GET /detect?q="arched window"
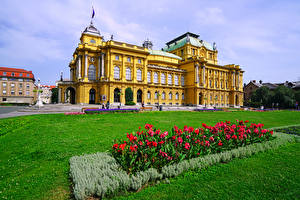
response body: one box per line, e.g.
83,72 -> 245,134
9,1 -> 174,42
155,91 -> 158,99
161,73 -> 166,84
175,75 -> 179,85
137,69 -> 142,81
114,66 -> 120,79
181,76 -> 185,86
88,65 -> 96,80
126,68 -> 131,80
168,74 -> 172,85
175,92 -> 179,100
182,93 -> 184,100
154,72 -> 158,83
147,71 -> 151,83
162,92 -> 165,100
169,92 -> 172,100
147,91 -> 151,99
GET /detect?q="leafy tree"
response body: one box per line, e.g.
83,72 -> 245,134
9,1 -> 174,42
295,90 -> 300,103
251,86 -> 272,107
125,87 -> 133,103
272,86 -> 295,108
51,88 -> 58,103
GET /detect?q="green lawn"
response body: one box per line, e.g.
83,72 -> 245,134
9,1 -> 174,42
0,111 -> 300,200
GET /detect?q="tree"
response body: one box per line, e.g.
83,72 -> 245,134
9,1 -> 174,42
251,86 -> 273,107
272,86 -> 295,108
125,87 -> 133,103
51,88 -> 58,103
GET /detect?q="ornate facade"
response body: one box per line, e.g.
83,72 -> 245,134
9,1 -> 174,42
57,21 -> 244,107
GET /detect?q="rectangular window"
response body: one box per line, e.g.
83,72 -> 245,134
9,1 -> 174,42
147,72 -> 151,83
175,75 -> 179,85
168,74 -> 172,85
19,91 -> 23,95
26,91 -> 30,95
11,90 -> 15,95
181,49 -> 184,57
161,73 -> 166,84
2,97 -> 6,101
192,49 -> 195,55
11,83 -> 15,88
115,55 -> 119,60
181,76 -> 185,86
127,57 -> 131,62
2,77 -> 7,80
18,79 -> 23,82
26,84 -> 30,89
137,69 -> 142,81
138,59 -> 142,64
3,90 -> 6,95
3,82 -> 7,87
19,83 -> 23,88
126,68 -> 131,80
154,72 -> 158,83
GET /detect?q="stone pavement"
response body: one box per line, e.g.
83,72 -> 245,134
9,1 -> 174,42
0,104 -> 211,119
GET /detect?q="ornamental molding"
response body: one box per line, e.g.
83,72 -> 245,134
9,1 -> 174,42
147,64 -> 186,73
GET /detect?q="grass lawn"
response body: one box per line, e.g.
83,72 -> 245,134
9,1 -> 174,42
0,110 -> 300,199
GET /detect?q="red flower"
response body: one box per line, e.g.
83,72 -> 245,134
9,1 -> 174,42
130,145 -> 138,152
113,144 -> 119,149
119,143 -> 126,151
183,125 -> 188,132
177,137 -> 183,144
152,141 -> 157,147
226,134 -> 231,140
232,135 -> 237,140
270,130 -> 274,135
209,136 -> 214,142
158,141 -> 165,145
184,143 -> 191,150
145,123 -> 153,130
218,141 -> 223,146
194,128 -> 199,134
138,141 -> 143,146
188,127 -> 194,133
205,140 -> 210,147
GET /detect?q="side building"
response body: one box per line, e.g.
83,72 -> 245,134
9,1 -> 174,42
57,21 -> 244,107
0,67 -> 36,104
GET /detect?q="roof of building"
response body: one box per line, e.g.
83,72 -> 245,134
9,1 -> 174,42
163,32 -> 215,52
149,49 -> 182,60
41,85 -> 56,89
83,21 -> 101,36
262,83 -> 279,90
0,67 -> 35,79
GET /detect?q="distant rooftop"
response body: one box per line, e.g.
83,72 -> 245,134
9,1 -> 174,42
163,32 -> 215,52
149,50 -> 182,60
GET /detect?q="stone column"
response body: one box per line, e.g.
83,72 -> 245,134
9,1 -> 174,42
98,56 -> 101,79
195,64 -> 199,84
237,71 -> 240,90
84,54 -> 88,78
101,53 -> 105,77
78,56 -> 81,79
58,88 -> 61,103
202,65 -> 205,86
232,71 -> 235,90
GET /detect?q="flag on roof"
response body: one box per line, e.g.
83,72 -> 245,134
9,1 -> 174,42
92,7 -> 95,18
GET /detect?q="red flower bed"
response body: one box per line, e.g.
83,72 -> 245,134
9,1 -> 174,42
111,120 -> 274,174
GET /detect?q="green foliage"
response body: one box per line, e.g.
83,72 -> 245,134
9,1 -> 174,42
273,125 -> 300,136
125,87 -> 133,103
51,87 -> 58,103
273,86 -> 295,108
295,90 -> 300,103
70,132 -> 295,200
125,101 -> 136,105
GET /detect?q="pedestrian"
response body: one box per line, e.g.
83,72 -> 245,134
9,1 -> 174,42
296,101 -> 299,110
142,101 -> 145,108
106,101 -> 110,109
102,103 -> 105,109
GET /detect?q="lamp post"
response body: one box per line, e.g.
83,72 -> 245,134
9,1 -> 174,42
35,78 -> 43,107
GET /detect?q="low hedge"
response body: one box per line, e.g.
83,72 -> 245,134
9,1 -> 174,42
69,131 -> 296,200
84,109 -> 139,114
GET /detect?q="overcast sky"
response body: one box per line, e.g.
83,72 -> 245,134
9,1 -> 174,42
0,0 -> 299,85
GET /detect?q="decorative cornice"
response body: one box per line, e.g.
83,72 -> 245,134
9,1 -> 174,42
147,64 -> 186,73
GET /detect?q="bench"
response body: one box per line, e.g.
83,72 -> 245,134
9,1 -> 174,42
140,107 -> 152,111
81,107 -> 100,112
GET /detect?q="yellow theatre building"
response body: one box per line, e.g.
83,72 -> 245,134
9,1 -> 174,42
57,20 -> 244,107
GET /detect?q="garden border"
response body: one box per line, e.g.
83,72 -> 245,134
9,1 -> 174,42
69,129 -> 297,200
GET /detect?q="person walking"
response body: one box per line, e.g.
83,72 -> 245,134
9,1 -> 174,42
106,101 -> 110,109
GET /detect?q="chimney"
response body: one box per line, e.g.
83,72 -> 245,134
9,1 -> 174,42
252,80 -> 256,83
259,80 -> 262,84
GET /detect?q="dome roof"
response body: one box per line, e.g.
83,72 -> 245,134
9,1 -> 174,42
83,21 -> 101,36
